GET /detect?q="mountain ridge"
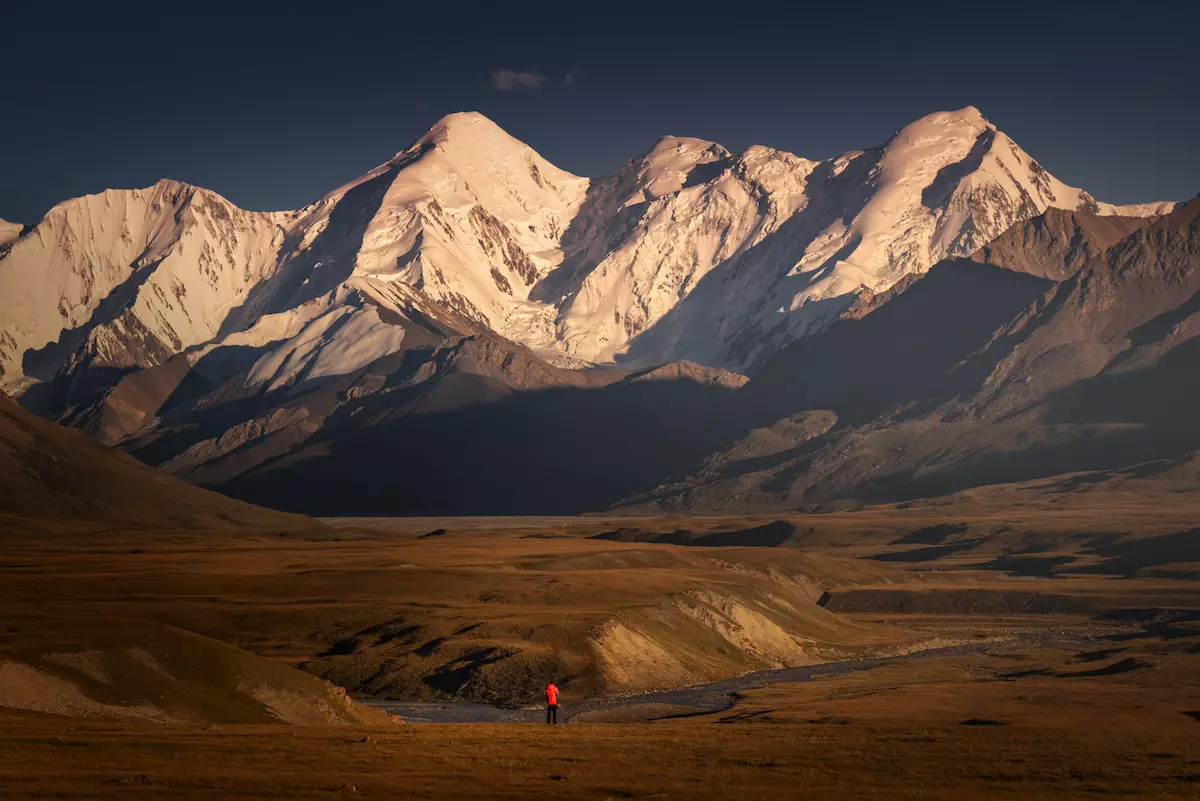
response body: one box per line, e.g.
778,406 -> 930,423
0,108 -> 1190,516
1,106 -> 1178,401
627,199 -> 1200,512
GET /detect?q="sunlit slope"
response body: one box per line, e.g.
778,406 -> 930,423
0,619 -> 389,724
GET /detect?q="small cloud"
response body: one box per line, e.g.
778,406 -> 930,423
563,70 -> 579,86
490,70 -> 548,91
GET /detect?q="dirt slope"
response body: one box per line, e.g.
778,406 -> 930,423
0,619 -> 389,724
0,390 -> 316,532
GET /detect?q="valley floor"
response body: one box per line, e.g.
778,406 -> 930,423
3,503 -> 1200,798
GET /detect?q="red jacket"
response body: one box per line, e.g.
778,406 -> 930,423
545,683 -> 559,705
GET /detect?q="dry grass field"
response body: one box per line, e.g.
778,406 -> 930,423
3,462 -> 1200,798
1,704 -> 1197,800
0,522 -> 920,708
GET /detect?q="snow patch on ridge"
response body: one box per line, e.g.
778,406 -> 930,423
0,218 -> 23,250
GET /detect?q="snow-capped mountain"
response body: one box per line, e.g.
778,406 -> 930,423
0,107 -> 1175,407
0,106 -> 1187,515
549,106 -> 1175,368
233,112 -> 590,352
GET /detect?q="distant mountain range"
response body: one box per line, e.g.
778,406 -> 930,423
0,108 -> 1192,515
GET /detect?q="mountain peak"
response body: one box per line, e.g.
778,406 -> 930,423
920,105 -> 989,127
324,110 -> 588,207
892,106 -> 993,142
628,136 -> 731,199
413,111 -> 534,157
648,134 -> 726,152
949,104 -> 986,122
422,110 -> 503,140
389,111 -> 585,182
641,135 -> 730,165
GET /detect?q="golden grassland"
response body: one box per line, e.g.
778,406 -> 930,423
2,476 -> 1200,799
0,523 -> 918,707
5,621 -> 1196,799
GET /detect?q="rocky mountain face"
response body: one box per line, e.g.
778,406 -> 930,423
631,199 -> 1200,511
0,107 -> 1185,514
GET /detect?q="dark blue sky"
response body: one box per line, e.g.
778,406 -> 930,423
3,1 -> 1197,224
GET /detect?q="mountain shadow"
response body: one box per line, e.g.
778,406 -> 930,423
746,259 -> 1054,426
592,520 -> 799,547
216,377 -> 747,516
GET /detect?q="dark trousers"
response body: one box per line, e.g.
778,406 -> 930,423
546,704 -> 558,724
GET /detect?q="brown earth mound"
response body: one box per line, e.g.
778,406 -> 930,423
0,619 -> 389,725
0,390 -> 317,533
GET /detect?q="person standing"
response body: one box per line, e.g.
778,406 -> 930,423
545,681 -> 560,724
